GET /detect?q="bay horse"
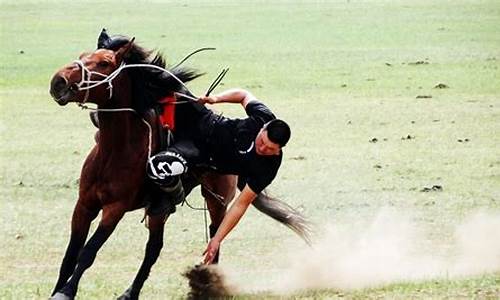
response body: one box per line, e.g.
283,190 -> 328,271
48,30 -> 311,300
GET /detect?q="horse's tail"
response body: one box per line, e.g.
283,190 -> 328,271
252,191 -> 312,245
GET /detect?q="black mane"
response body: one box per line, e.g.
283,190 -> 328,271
125,44 -> 203,113
97,30 -> 202,113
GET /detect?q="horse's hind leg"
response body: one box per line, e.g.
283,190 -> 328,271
52,202 -> 126,300
52,202 -> 99,296
202,173 -> 236,264
117,213 -> 168,300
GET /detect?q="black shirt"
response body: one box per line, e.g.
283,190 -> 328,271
206,101 -> 282,194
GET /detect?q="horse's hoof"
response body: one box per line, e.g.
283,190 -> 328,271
116,294 -> 138,300
116,288 -> 138,300
50,292 -> 73,300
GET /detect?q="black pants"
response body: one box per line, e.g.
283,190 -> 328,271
147,110 -> 221,185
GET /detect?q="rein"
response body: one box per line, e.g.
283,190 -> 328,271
73,60 -> 226,167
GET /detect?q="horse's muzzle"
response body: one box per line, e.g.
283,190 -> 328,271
50,74 -> 75,106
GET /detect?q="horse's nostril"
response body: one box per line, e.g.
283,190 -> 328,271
50,75 -> 69,97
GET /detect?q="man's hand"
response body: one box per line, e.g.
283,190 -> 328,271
202,238 -> 220,265
201,185 -> 256,265
198,96 -> 218,105
197,89 -> 256,108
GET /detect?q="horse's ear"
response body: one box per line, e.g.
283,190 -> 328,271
97,28 -> 110,49
115,37 -> 135,64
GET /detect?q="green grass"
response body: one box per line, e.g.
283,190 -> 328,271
1,0 -> 499,299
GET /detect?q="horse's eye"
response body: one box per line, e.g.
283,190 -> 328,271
98,61 -> 110,68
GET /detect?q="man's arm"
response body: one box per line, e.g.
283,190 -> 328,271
203,184 -> 257,264
198,88 -> 256,109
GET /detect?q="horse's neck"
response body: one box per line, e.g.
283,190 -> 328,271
96,84 -> 148,156
98,111 -> 144,144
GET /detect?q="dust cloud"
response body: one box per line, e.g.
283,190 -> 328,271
274,209 -> 500,293
221,209 -> 500,294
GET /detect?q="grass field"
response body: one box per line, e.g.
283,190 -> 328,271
1,0 -> 499,299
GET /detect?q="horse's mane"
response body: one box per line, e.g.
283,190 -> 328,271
102,34 -> 202,113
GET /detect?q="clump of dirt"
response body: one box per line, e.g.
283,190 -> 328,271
416,95 -> 432,99
183,264 -> 236,300
409,60 -> 429,65
420,185 -> 442,192
434,83 -> 449,89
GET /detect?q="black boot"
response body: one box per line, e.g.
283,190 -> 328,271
147,178 -> 185,216
159,177 -> 185,206
146,151 -> 188,215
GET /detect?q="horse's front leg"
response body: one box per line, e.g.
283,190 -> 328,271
117,213 -> 168,300
52,201 -> 99,296
201,173 -> 237,264
51,202 -> 126,300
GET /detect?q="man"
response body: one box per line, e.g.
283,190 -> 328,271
147,88 -> 291,264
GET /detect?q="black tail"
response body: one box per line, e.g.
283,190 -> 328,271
252,191 -> 312,245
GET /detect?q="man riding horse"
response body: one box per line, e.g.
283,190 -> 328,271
49,29 -> 307,299
97,32 -> 292,265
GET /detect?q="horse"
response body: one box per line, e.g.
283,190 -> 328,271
48,30 -> 311,300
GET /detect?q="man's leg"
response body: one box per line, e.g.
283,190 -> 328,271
147,139 -> 202,210
147,150 -> 187,208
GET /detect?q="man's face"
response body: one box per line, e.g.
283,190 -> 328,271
255,129 -> 281,156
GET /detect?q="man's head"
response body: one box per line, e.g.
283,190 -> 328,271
255,119 -> 291,156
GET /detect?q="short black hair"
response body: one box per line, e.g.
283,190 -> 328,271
265,119 -> 291,147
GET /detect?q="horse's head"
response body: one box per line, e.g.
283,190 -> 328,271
49,39 -> 134,106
